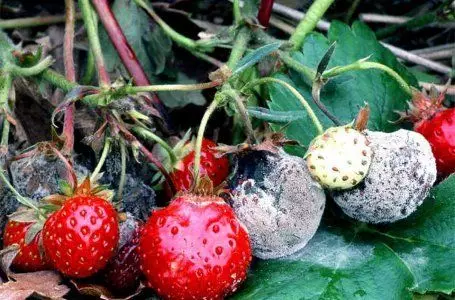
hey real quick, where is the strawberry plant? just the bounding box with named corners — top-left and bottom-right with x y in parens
top-left (0, 0), bottom-right (453, 298)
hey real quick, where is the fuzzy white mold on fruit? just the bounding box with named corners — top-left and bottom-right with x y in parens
top-left (332, 129), bottom-right (437, 224)
top-left (230, 151), bottom-right (326, 259)
top-left (306, 125), bottom-right (372, 190)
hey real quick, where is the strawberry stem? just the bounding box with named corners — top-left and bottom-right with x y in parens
top-left (125, 81), bottom-right (222, 93)
top-left (62, 0), bottom-right (76, 155)
top-left (7, 56), bottom-right (54, 77)
top-left (117, 139), bottom-right (127, 201)
top-left (40, 69), bottom-right (78, 92)
top-left (322, 61), bottom-right (413, 96)
top-left (242, 77), bottom-right (324, 134)
top-left (0, 14), bottom-right (81, 29)
top-left (135, 0), bottom-right (215, 52)
top-left (192, 94), bottom-right (224, 188)
top-left (224, 88), bottom-right (255, 143)
top-left (79, 0), bottom-right (110, 86)
top-left (132, 126), bottom-right (177, 165)
top-left (289, 0), bottom-right (335, 50)
top-left (233, 0), bottom-right (242, 25)
top-left (0, 74), bottom-right (12, 150)
top-left (257, 0), bottom-right (274, 27)
top-left (91, 136), bottom-right (111, 182)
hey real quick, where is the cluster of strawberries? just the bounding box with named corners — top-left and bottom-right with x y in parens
top-left (2, 89), bottom-right (454, 299)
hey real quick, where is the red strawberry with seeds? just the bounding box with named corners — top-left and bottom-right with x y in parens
top-left (400, 88), bottom-right (455, 177)
top-left (138, 193), bottom-right (252, 300)
top-left (3, 220), bottom-right (49, 272)
top-left (170, 138), bottom-right (229, 192)
top-left (42, 195), bottom-right (119, 278)
top-left (415, 108), bottom-right (455, 177)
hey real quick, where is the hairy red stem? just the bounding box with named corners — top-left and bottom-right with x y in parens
top-left (90, 0), bottom-right (168, 121)
top-left (258, 0), bottom-right (274, 27)
top-left (63, 0), bottom-right (76, 155)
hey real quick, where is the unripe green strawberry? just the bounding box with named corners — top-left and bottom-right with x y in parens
top-left (306, 124), bottom-right (372, 190)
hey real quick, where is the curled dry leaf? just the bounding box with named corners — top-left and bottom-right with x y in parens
top-left (0, 271), bottom-right (70, 300)
top-left (71, 280), bottom-right (145, 300)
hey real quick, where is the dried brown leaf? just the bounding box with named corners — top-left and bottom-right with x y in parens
top-left (0, 271), bottom-right (69, 300)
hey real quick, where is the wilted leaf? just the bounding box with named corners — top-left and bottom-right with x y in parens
top-left (71, 280), bottom-right (145, 300)
top-left (234, 175), bottom-right (455, 299)
top-left (0, 271), bottom-right (70, 300)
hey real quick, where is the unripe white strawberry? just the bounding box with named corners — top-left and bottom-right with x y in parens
top-left (305, 124), bottom-right (372, 190)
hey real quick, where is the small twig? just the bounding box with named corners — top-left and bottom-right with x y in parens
top-left (269, 3), bottom-right (453, 75)
top-left (419, 82), bottom-right (455, 96)
top-left (411, 49), bottom-right (454, 60)
top-left (381, 43), bottom-right (453, 75)
top-left (360, 13), bottom-right (411, 24)
top-left (0, 13), bottom-right (82, 29)
top-left (411, 43), bottom-right (455, 55)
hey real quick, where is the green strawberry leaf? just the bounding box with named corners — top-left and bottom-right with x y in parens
top-left (99, 0), bottom-right (172, 78)
top-left (268, 21), bottom-right (418, 147)
top-left (234, 175), bottom-right (455, 299)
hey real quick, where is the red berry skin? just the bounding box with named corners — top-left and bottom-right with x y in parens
top-left (138, 195), bottom-right (252, 300)
top-left (171, 139), bottom-right (229, 192)
top-left (42, 195), bottom-right (119, 278)
top-left (415, 109), bottom-right (455, 177)
top-left (3, 221), bottom-right (50, 272)
top-left (103, 226), bottom-right (142, 295)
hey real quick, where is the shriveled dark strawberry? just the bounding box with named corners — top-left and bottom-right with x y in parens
top-left (3, 221), bottom-right (49, 272)
top-left (103, 224), bottom-right (142, 295)
top-left (138, 194), bottom-right (252, 300)
top-left (42, 195), bottom-right (119, 278)
top-left (170, 138), bottom-right (229, 192)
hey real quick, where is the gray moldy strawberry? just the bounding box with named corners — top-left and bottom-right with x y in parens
top-left (229, 149), bottom-right (326, 259)
top-left (332, 129), bottom-right (437, 224)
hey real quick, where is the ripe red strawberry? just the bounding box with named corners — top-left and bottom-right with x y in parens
top-left (103, 225), bottom-right (142, 295)
top-left (170, 138), bottom-right (229, 192)
top-left (415, 108), bottom-right (455, 177)
top-left (400, 88), bottom-right (455, 177)
top-left (42, 195), bottom-right (119, 278)
top-left (3, 221), bottom-right (49, 272)
top-left (138, 194), bottom-right (252, 300)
